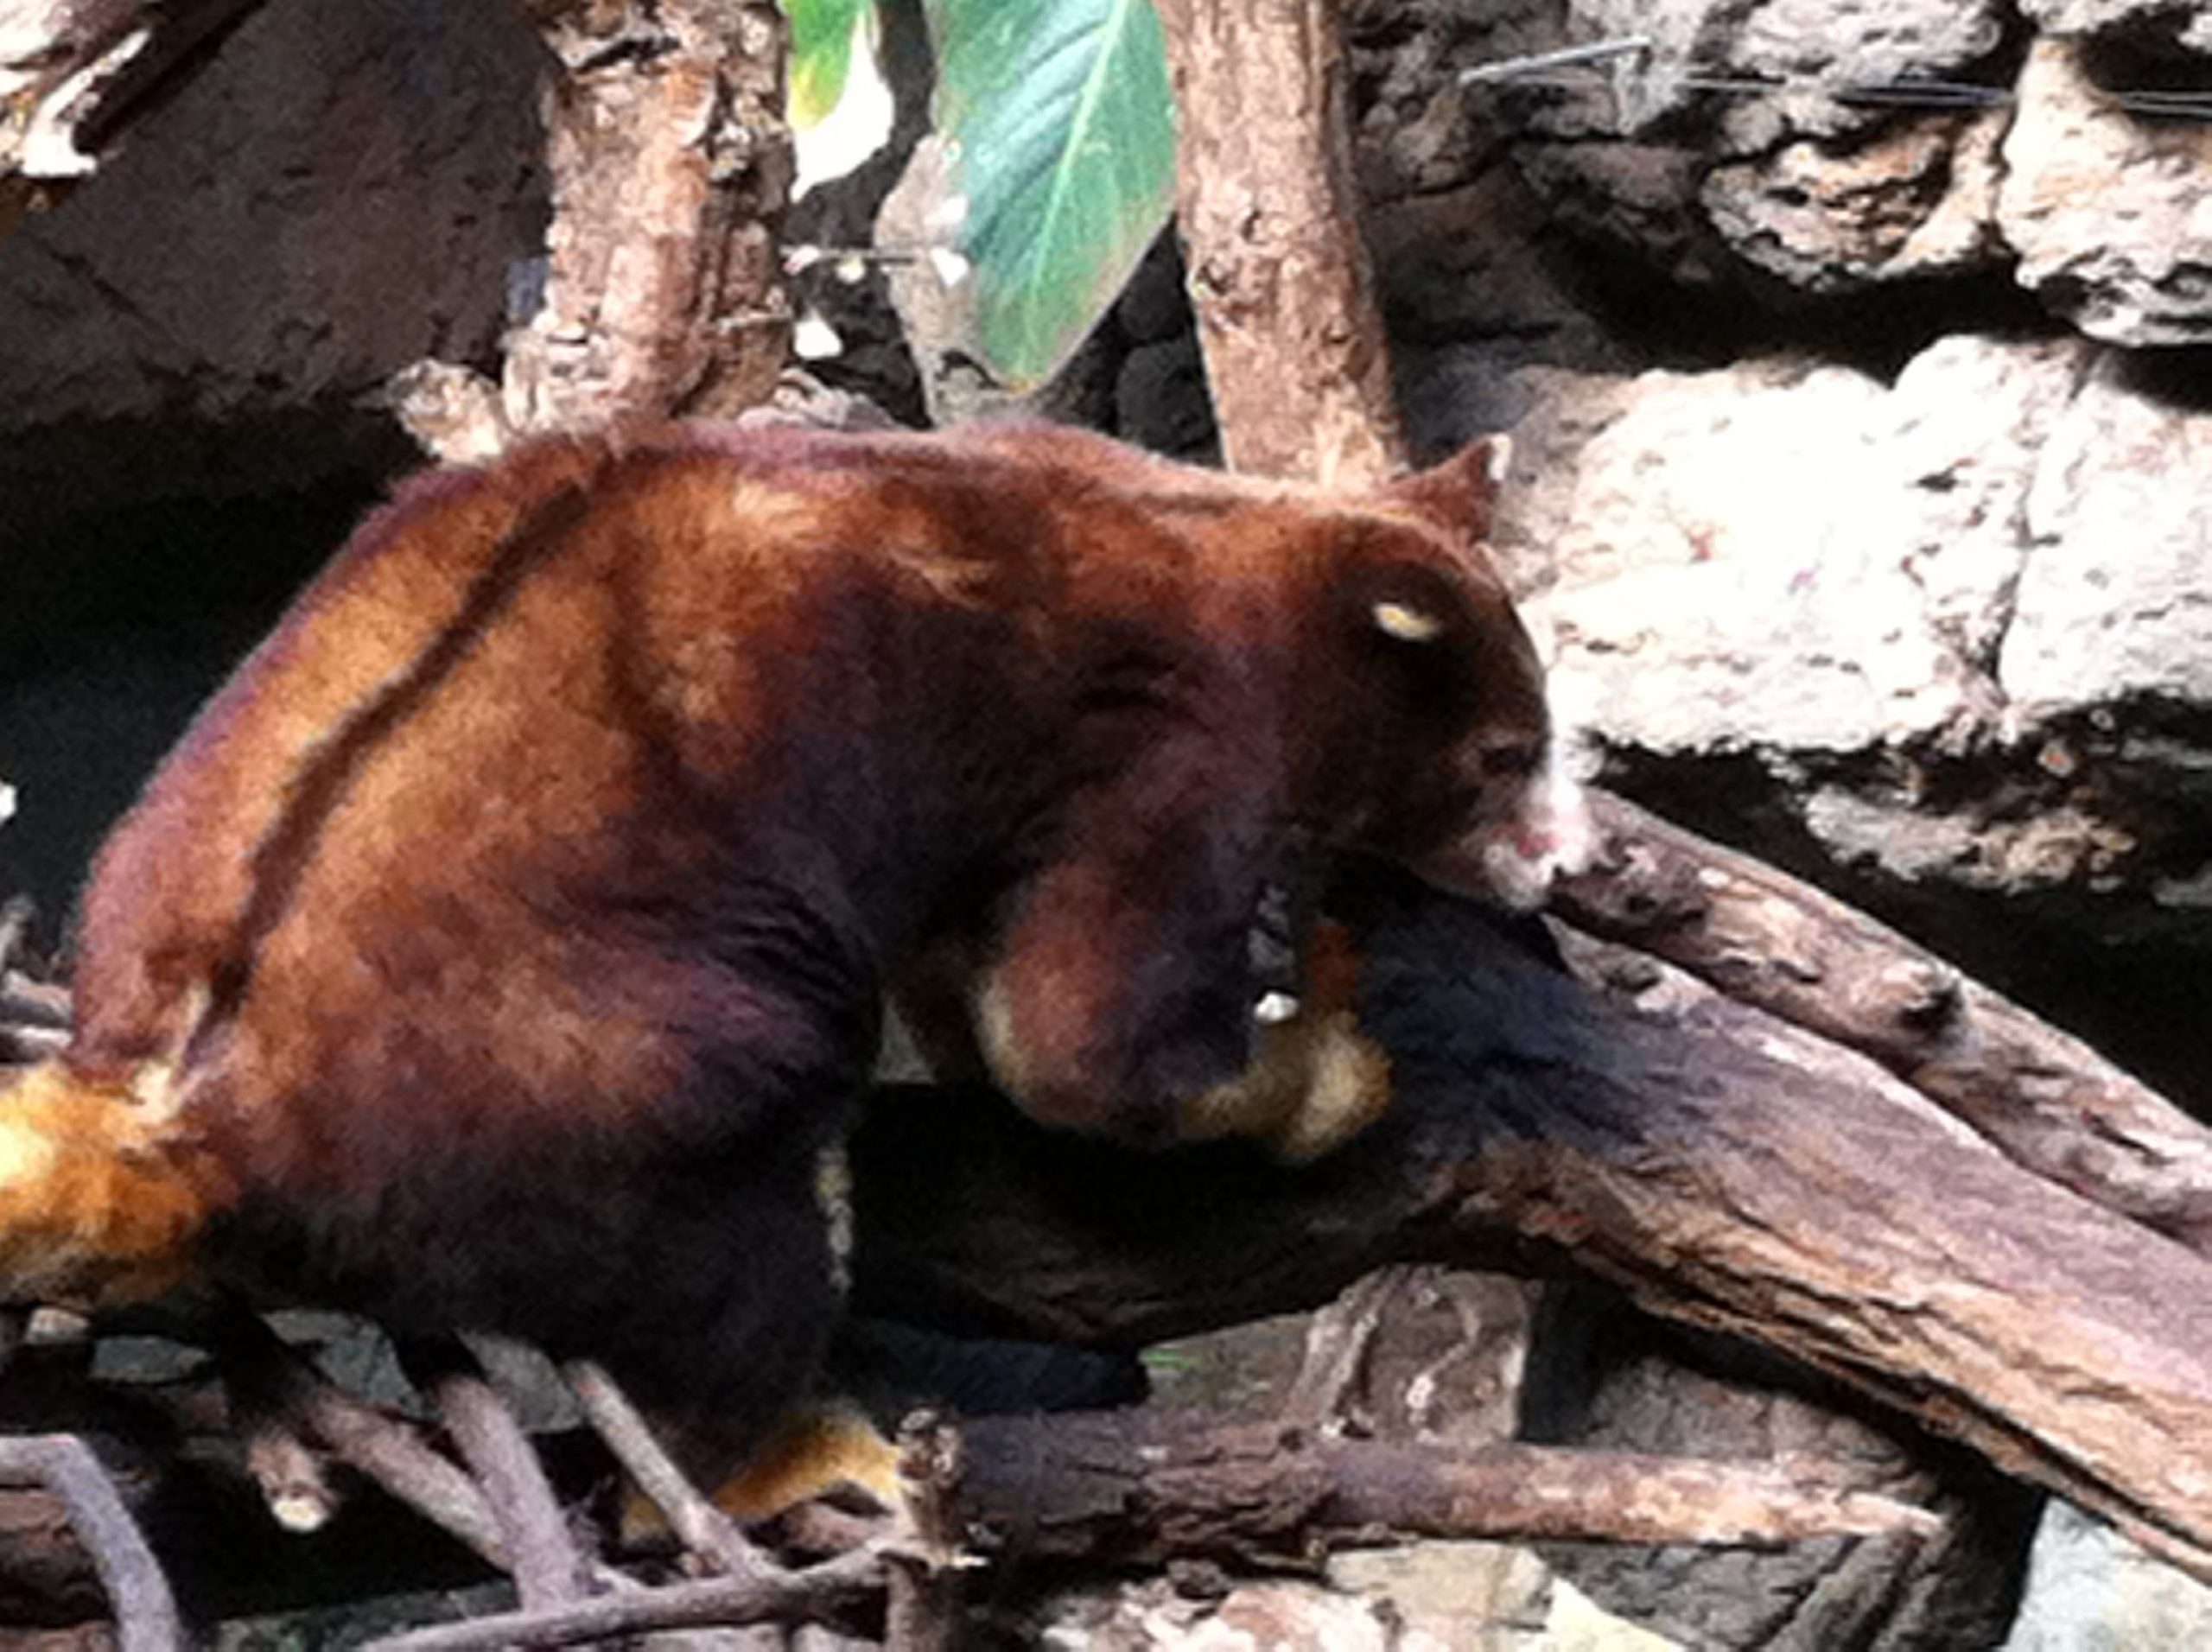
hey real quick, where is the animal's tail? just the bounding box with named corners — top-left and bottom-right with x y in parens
top-left (0, 1058), bottom-right (224, 1311)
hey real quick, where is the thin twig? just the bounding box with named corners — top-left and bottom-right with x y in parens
top-left (426, 1365), bottom-right (591, 1607)
top-left (563, 1357), bottom-right (768, 1577)
top-left (0, 972), bottom-right (69, 1026)
top-left (244, 1416), bottom-right (341, 1532)
top-left (1, 1023), bottom-right (67, 1061)
top-left (0, 895), bottom-right (38, 975)
top-left (363, 1547), bottom-right (883, 1650)
top-left (0, 1433), bottom-right (183, 1652)
top-left (882, 1410), bottom-right (964, 1652)
top-left (214, 1308), bottom-right (511, 1567)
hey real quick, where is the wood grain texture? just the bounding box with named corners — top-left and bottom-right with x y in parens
top-left (1149, 0), bottom-right (1404, 486)
top-left (848, 861), bottom-right (2212, 1582)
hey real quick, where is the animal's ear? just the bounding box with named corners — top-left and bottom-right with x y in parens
top-left (1339, 553), bottom-right (1471, 653)
top-left (1378, 435), bottom-right (1511, 538)
top-left (1371, 597), bottom-right (1444, 644)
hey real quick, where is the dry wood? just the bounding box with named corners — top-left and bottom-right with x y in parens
top-left (1148, 0), bottom-right (1403, 487)
top-left (0, 0), bottom-right (268, 232)
top-left (213, 1310), bottom-right (510, 1569)
top-left (1553, 788), bottom-right (2212, 1249)
top-left (423, 1367), bottom-right (588, 1609)
top-left (880, 1411), bottom-right (963, 1652)
top-left (563, 1357), bottom-right (766, 1578)
top-left (954, 1411), bottom-right (1940, 1566)
top-left (0, 896), bottom-right (41, 974)
top-left (241, 1415), bottom-right (340, 1532)
top-left (844, 863), bottom-right (2212, 1584)
top-left (0, 1433), bottom-right (180, 1652)
top-left (0, 975), bottom-right (68, 1028)
top-left (497, 0), bottom-right (793, 438)
top-left (362, 1547), bottom-right (882, 1652)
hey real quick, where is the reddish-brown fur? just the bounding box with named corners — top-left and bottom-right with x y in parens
top-left (43, 419), bottom-right (1558, 1469)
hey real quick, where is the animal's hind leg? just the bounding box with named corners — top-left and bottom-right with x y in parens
top-left (581, 1138), bottom-right (876, 1532)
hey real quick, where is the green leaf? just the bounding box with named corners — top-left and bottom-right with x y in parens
top-left (785, 0), bottom-right (870, 130)
top-left (923, 0), bottom-right (1178, 389)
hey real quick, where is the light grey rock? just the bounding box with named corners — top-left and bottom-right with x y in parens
top-left (1888, 334), bottom-right (2090, 674)
top-left (1998, 37), bottom-right (2212, 346)
top-left (1491, 335), bottom-right (2211, 937)
top-left (1504, 359), bottom-right (1971, 755)
top-left (1036, 1578), bottom-right (1400, 1651)
top-left (1726, 0), bottom-right (2009, 82)
top-left (1501, 334), bottom-right (2209, 764)
top-left (1999, 353), bottom-right (2212, 717)
top-left (2017, 0), bottom-right (2212, 52)
top-left (2004, 1502), bottom-right (2212, 1650)
top-left (1700, 107), bottom-right (2009, 289)
top-left (1495, 0), bottom-right (2014, 292)
top-left (1029, 1551), bottom-right (1681, 1651)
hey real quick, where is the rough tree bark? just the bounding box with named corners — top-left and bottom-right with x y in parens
top-left (1555, 789), bottom-right (2212, 1250)
top-left (950, 1413), bottom-right (1940, 1566)
top-left (391, 0), bottom-right (795, 460)
top-left (504, 0), bottom-right (793, 432)
top-left (844, 863), bottom-right (2212, 1584)
top-left (1148, 0), bottom-right (1403, 486)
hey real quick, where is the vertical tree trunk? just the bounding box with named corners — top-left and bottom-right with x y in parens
top-left (1148, 0), bottom-right (1403, 486)
top-left (501, 0), bottom-right (794, 435)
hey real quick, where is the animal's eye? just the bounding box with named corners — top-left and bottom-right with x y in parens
top-left (1480, 741), bottom-right (1542, 780)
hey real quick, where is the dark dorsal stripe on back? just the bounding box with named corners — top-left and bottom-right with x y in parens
top-left (183, 458), bottom-right (609, 1071)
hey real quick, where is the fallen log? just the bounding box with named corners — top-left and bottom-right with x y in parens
top-left (847, 859), bottom-right (2212, 1584)
top-left (1554, 789), bottom-right (2212, 1249)
top-left (952, 1411), bottom-right (1941, 1567)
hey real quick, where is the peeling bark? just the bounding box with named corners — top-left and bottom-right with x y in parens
top-left (501, 0), bottom-right (794, 435)
top-left (846, 862), bottom-right (2212, 1585)
top-left (953, 1411), bottom-right (1941, 1566)
top-left (1149, 0), bottom-right (1403, 486)
top-left (1553, 789), bottom-right (2212, 1249)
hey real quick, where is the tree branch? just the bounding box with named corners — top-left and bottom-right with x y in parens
top-left (845, 861), bottom-right (2212, 1584)
top-left (1553, 788), bottom-right (2212, 1249)
top-left (954, 1412), bottom-right (1942, 1565)
top-left (1148, 0), bottom-right (1403, 486)
top-left (362, 1548), bottom-right (882, 1652)
top-left (563, 1357), bottom-right (766, 1579)
top-left (416, 1362), bottom-right (589, 1609)
top-left (0, 1433), bottom-right (181, 1652)
top-left (213, 1309), bottom-right (510, 1571)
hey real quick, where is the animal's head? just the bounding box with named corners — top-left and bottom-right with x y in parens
top-left (1294, 436), bottom-right (1592, 912)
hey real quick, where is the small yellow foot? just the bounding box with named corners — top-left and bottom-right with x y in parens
top-left (709, 1401), bottom-right (903, 1520)
top-left (620, 1399), bottom-right (903, 1546)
